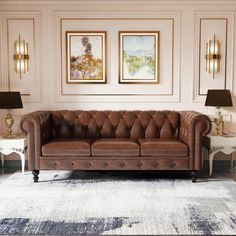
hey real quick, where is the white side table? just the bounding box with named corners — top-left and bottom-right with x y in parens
top-left (203, 134), bottom-right (236, 176)
top-left (0, 136), bottom-right (27, 174)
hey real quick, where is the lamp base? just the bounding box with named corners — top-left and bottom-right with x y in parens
top-left (4, 110), bottom-right (15, 139)
top-left (213, 107), bottom-right (223, 136)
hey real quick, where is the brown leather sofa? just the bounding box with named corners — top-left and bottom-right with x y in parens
top-left (20, 110), bottom-right (211, 183)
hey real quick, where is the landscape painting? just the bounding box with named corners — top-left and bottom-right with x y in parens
top-left (119, 31), bottom-right (160, 83)
top-left (66, 31), bottom-right (106, 83)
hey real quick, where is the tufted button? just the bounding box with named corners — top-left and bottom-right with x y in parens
top-left (104, 162), bottom-right (108, 167)
top-left (171, 162), bottom-right (176, 168)
top-left (87, 162), bottom-right (91, 167)
top-left (54, 162), bottom-right (57, 166)
top-left (71, 162), bottom-right (74, 166)
top-left (154, 162), bottom-right (159, 168)
top-left (138, 162), bottom-right (143, 167)
top-left (120, 162), bottom-right (125, 167)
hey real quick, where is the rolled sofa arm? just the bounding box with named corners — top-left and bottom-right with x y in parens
top-left (20, 111), bottom-right (52, 170)
top-left (179, 111), bottom-right (212, 170)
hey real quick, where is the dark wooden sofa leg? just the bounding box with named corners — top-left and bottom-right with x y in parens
top-left (191, 171), bottom-right (197, 183)
top-left (32, 170), bottom-right (39, 183)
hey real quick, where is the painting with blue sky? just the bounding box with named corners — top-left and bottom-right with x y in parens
top-left (119, 32), bottom-right (159, 83)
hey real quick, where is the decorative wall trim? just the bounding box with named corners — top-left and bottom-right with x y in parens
top-left (193, 11), bottom-right (234, 103)
top-left (59, 17), bottom-right (176, 97)
top-left (1, 11), bottom-right (42, 103)
top-left (198, 18), bottom-right (228, 96)
top-left (7, 18), bottom-right (35, 96)
top-left (2, 0), bottom-right (236, 5)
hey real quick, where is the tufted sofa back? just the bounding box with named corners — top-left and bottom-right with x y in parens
top-left (51, 110), bottom-right (180, 140)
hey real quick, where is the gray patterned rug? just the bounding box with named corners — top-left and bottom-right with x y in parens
top-left (0, 171), bottom-right (236, 235)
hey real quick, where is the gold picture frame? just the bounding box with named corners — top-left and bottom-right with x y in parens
top-left (119, 31), bottom-right (160, 84)
top-left (66, 31), bottom-right (107, 84)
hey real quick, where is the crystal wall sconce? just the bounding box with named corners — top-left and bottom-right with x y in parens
top-left (205, 34), bottom-right (221, 79)
top-left (14, 34), bottom-right (29, 79)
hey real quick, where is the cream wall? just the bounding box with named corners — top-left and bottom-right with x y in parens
top-left (0, 0), bottom-right (236, 160)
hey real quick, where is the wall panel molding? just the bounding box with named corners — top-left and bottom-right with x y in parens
top-left (1, 11), bottom-right (42, 103)
top-left (2, 0), bottom-right (236, 5)
top-left (193, 11), bottom-right (234, 102)
top-left (52, 11), bottom-right (181, 103)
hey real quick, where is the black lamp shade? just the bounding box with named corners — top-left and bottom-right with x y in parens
top-left (205, 89), bottom-right (233, 107)
top-left (0, 92), bottom-right (23, 109)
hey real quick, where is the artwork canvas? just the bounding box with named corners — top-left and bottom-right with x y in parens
top-left (119, 31), bottom-right (160, 83)
top-left (66, 31), bottom-right (106, 83)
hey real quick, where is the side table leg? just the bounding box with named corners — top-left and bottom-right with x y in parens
top-left (209, 153), bottom-right (214, 176)
top-left (19, 153), bottom-right (25, 175)
top-left (1, 153), bottom-right (4, 168)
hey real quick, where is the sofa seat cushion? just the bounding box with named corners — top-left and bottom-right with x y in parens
top-left (139, 139), bottom-right (188, 157)
top-left (42, 139), bottom-right (91, 157)
top-left (92, 138), bottom-right (140, 157)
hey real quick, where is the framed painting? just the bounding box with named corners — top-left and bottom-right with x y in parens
top-left (66, 31), bottom-right (106, 83)
top-left (119, 31), bottom-right (160, 84)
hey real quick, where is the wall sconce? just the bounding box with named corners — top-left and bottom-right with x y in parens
top-left (13, 34), bottom-right (29, 79)
top-left (205, 34), bottom-right (221, 79)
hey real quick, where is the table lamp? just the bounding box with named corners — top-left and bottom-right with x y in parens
top-left (0, 91), bottom-right (23, 138)
top-left (205, 89), bottom-right (233, 135)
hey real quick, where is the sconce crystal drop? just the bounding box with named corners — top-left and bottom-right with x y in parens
top-left (205, 34), bottom-right (221, 79)
top-left (13, 34), bottom-right (29, 79)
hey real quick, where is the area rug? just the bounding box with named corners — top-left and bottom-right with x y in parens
top-left (0, 171), bottom-right (236, 235)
